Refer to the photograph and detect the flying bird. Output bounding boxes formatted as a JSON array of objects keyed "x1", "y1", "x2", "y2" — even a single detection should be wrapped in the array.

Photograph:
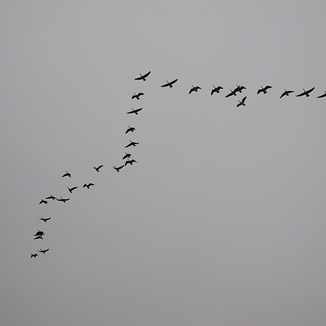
[
  {"x1": 67, "y1": 186, "x2": 78, "y2": 193},
  {"x1": 34, "y1": 235, "x2": 43, "y2": 240},
  {"x1": 257, "y1": 86, "x2": 272, "y2": 94},
  {"x1": 161, "y1": 79, "x2": 178, "y2": 88},
  {"x1": 211, "y1": 85, "x2": 223, "y2": 95},
  {"x1": 125, "y1": 140, "x2": 139, "y2": 148},
  {"x1": 38, "y1": 248, "x2": 49, "y2": 254},
  {"x1": 93, "y1": 165, "x2": 103, "y2": 172},
  {"x1": 83, "y1": 183, "x2": 95, "y2": 189},
  {"x1": 112, "y1": 165, "x2": 124, "y2": 172},
  {"x1": 296, "y1": 87, "x2": 315, "y2": 97},
  {"x1": 122, "y1": 152, "x2": 132, "y2": 160},
  {"x1": 189, "y1": 85, "x2": 201, "y2": 94},
  {"x1": 39, "y1": 199, "x2": 47, "y2": 205},
  {"x1": 30, "y1": 253, "x2": 38, "y2": 258},
  {"x1": 237, "y1": 96, "x2": 247, "y2": 107},
  {"x1": 235, "y1": 85, "x2": 246, "y2": 93},
  {"x1": 134, "y1": 71, "x2": 151, "y2": 81},
  {"x1": 127, "y1": 108, "x2": 143, "y2": 115},
  {"x1": 125, "y1": 159, "x2": 137, "y2": 166},
  {"x1": 317, "y1": 91, "x2": 326, "y2": 98},
  {"x1": 132, "y1": 92, "x2": 144, "y2": 100},
  {"x1": 39, "y1": 217, "x2": 51, "y2": 223},
  {"x1": 56, "y1": 197, "x2": 70, "y2": 203},
  {"x1": 280, "y1": 89, "x2": 294, "y2": 99},
  {"x1": 34, "y1": 230, "x2": 44, "y2": 237},
  {"x1": 62, "y1": 171, "x2": 71, "y2": 178},
  {"x1": 225, "y1": 89, "x2": 238, "y2": 98},
  {"x1": 45, "y1": 195, "x2": 57, "y2": 200},
  {"x1": 125, "y1": 126, "x2": 136, "y2": 134}
]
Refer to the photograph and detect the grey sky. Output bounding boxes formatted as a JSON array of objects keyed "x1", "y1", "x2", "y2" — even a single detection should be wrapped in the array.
[{"x1": 1, "y1": 1, "x2": 326, "y2": 325}]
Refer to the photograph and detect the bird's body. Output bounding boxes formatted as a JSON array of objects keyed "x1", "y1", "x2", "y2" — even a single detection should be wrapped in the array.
[
  {"x1": 39, "y1": 199, "x2": 47, "y2": 205},
  {"x1": 39, "y1": 217, "x2": 51, "y2": 222},
  {"x1": 280, "y1": 89, "x2": 294, "y2": 99},
  {"x1": 134, "y1": 71, "x2": 151, "y2": 81},
  {"x1": 31, "y1": 253, "x2": 38, "y2": 258},
  {"x1": 132, "y1": 92, "x2": 144, "y2": 100},
  {"x1": 83, "y1": 183, "x2": 95, "y2": 189},
  {"x1": 125, "y1": 126, "x2": 136, "y2": 134},
  {"x1": 237, "y1": 96, "x2": 247, "y2": 107},
  {"x1": 189, "y1": 85, "x2": 201, "y2": 94},
  {"x1": 67, "y1": 186, "x2": 78, "y2": 193},
  {"x1": 257, "y1": 86, "x2": 272, "y2": 94},
  {"x1": 211, "y1": 85, "x2": 223, "y2": 95},
  {"x1": 112, "y1": 165, "x2": 124, "y2": 172},
  {"x1": 296, "y1": 87, "x2": 315, "y2": 97},
  {"x1": 62, "y1": 171, "x2": 71, "y2": 178},
  {"x1": 127, "y1": 108, "x2": 143, "y2": 115},
  {"x1": 38, "y1": 248, "x2": 49, "y2": 254},
  {"x1": 93, "y1": 165, "x2": 103, "y2": 172},
  {"x1": 125, "y1": 159, "x2": 137, "y2": 166},
  {"x1": 161, "y1": 79, "x2": 178, "y2": 88},
  {"x1": 122, "y1": 152, "x2": 132, "y2": 160},
  {"x1": 125, "y1": 140, "x2": 139, "y2": 148}
]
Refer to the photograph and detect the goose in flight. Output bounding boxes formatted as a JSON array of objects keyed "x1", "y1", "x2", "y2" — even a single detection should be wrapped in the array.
[
  {"x1": 125, "y1": 140, "x2": 139, "y2": 148},
  {"x1": 296, "y1": 87, "x2": 315, "y2": 97},
  {"x1": 45, "y1": 195, "x2": 57, "y2": 201},
  {"x1": 127, "y1": 108, "x2": 143, "y2": 115},
  {"x1": 62, "y1": 171, "x2": 71, "y2": 178},
  {"x1": 235, "y1": 85, "x2": 246, "y2": 93},
  {"x1": 317, "y1": 91, "x2": 326, "y2": 98},
  {"x1": 125, "y1": 159, "x2": 137, "y2": 166},
  {"x1": 225, "y1": 89, "x2": 238, "y2": 98},
  {"x1": 211, "y1": 85, "x2": 223, "y2": 95},
  {"x1": 83, "y1": 183, "x2": 95, "y2": 189},
  {"x1": 34, "y1": 230, "x2": 44, "y2": 237},
  {"x1": 189, "y1": 85, "x2": 201, "y2": 94},
  {"x1": 38, "y1": 248, "x2": 49, "y2": 254},
  {"x1": 39, "y1": 217, "x2": 51, "y2": 223},
  {"x1": 93, "y1": 165, "x2": 103, "y2": 172},
  {"x1": 122, "y1": 152, "x2": 132, "y2": 160},
  {"x1": 280, "y1": 89, "x2": 294, "y2": 99},
  {"x1": 34, "y1": 235, "x2": 43, "y2": 240},
  {"x1": 125, "y1": 126, "x2": 136, "y2": 134},
  {"x1": 112, "y1": 165, "x2": 124, "y2": 172},
  {"x1": 39, "y1": 199, "x2": 48, "y2": 205},
  {"x1": 132, "y1": 92, "x2": 144, "y2": 100},
  {"x1": 257, "y1": 86, "x2": 272, "y2": 94},
  {"x1": 67, "y1": 186, "x2": 78, "y2": 193},
  {"x1": 161, "y1": 79, "x2": 178, "y2": 88},
  {"x1": 30, "y1": 253, "x2": 38, "y2": 258},
  {"x1": 56, "y1": 197, "x2": 70, "y2": 203},
  {"x1": 134, "y1": 71, "x2": 151, "y2": 81},
  {"x1": 237, "y1": 96, "x2": 247, "y2": 107}
]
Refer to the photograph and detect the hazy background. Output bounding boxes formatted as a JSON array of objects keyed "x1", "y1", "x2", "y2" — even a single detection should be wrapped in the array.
[{"x1": 1, "y1": 1, "x2": 326, "y2": 325}]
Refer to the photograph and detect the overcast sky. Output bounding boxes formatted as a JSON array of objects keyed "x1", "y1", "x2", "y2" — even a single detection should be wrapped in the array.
[{"x1": 1, "y1": 1, "x2": 326, "y2": 325}]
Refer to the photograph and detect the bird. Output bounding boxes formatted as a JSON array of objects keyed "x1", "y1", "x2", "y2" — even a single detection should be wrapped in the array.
[
  {"x1": 234, "y1": 85, "x2": 246, "y2": 93},
  {"x1": 34, "y1": 235, "x2": 43, "y2": 240},
  {"x1": 125, "y1": 159, "x2": 137, "y2": 166},
  {"x1": 38, "y1": 248, "x2": 49, "y2": 254},
  {"x1": 122, "y1": 152, "x2": 132, "y2": 160},
  {"x1": 125, "y1": 140, "x2": 139, "y2": 148},
  {"x1": 257, "y1": 86, "x2": 272, "y2": 94},
  {"x1": 39, "y1": 199, "x2": 48, "y2": 205},
  {"x1": 134, "y1": 71, "x2": 151, "y2": 81},
  {"x1": 62, "y1": 171, "x2": 71, "y2": 178},
  {"x1": 34, "y1": 230, "x2": 44, "y2": 237},
  {"x1": 317, "y1": 91, "x2": 326, "y2": 98},
  {"x1": 280, "y1": 89, "x2": 294, "y2": 99},
  {"x1": 189, "y1": 85, "x2": 201, "y2": 94},
  {"x1": 83, "y1": 183, "x2": 95, "y2": 189},
  {"x1": 296, "y1": 87, "x2": 315, "y2": 97},
  {"x1": 93, "y1": 165, "x2": 103, "y2": 172},
  {"x1": 67, "y1": 186, "x2": 78, "y2": 193},
  {"x1": 225, "y1": 89, "x2": 238, "y2": 98},
  {"x1": 237, "y1": 96, "x2": 247, "y2": 107},
  {"x1": 127, "y1": 108, "x2": 143, "y2": 115},
  {"x1": 132, "y1": 92, "x2": 144, "y2": 100},
  {"x1": 39, "y1": 217, "x2": 51, "y2": 223},
  {"x1": 30, "y1": 253, "x2": 38, "y2": 258},
  {"x1": 211, "y1": 85, "x2": 223, "y2": 95},
  {"x1": 112, "y1": 165, "x2": 124, "y2": 172},
  {"x1": 125, "y1": 126, "x2": 136, "y2": 134},
  {"x1": 161, "y1": 79, "x2": 178, "y2": 88},
  {"x1": 56, "y1": 197, "x2": 70, "y2": 203},
  {"x1": 45, "y1": 195, "x2": 57, "y2": 200}
]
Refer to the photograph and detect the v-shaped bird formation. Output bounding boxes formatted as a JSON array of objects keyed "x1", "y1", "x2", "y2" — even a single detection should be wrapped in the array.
[{"x1": 31, "y1": 70, "x2": 325, "y2": 258}]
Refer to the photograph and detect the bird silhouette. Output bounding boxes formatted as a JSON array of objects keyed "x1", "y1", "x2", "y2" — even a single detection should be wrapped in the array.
[
  {"x1": 122, "y1": 152, "x2": 132, "y2": 160},
  {"x1": 132, "y1": 92, "x2": 144, "y2": 100},
  {"x1": 127, "y1": 108, "x2": 143, "y2": 115},
  {"x1": 189, "y1": 85, "x2": 201, "y2": 94},
  {"x1": 225, "y1": 89, "x2": 238, "y2": 98},
  {"x1": 237, "y1": 96, "x2": 247, "y2": 107},
  {"x1": 125, "y1": 126, "x2": 136, "y2": 134},
  {"x1": 62, "y1": 171, "x2": 71, "y2": 178},
  {"x1": 280, "y1": 89, "x2": 294, "y2": 99},
  {"x1": 134, "y1": 71, "x2": 151, "y2": 81},
  {"x1": 125, "y1": 159, "x2": 137, "y2": 166},
  {"x1": 257, "y1": 86, "x2": 272, "y2": 94},
  {"x1": 211, "y1": 85, "x2": 223, "y2": 95},
  {"x1": 45, "y1": 195, "x2": 57, "y2": 200},
  {"x1": 296, "y1": 87, "x2": 315, "y2": 97},
  {"x1": 39, "y1": 217, "x2": 51, "y2": 222},
  {"x1": 125, "y1": 140, "x2": 139, "y2": 148},
  {"x1": 34, "y1": 235, "x2": 43, "y2": 240},
  {"x1": 161, "y1": 79, "x2": 178, "y2": 88},
  {"x1": 38, "y1": 248, "x2": 49, "y2": 254},
  {"x1": 67, "y1": 186, "x2": 78, "y2": 193},
  {"x1": 34, "y1": 230, "x2": 44, "y2": 237},
  {"x1": 56, "y1": 197, "x2": 70, "y2": 203},
  {"x1": 112, "y1": 165, "x2": 124, "y2": 172},
  {"x1": 30, "y1": 253, "x2": 38, "y2": 258},
  {"x1": 39, "y1": 199, "x2": 48, "y2": 205},
  {"x1": 93, "y1": 165, "x2": 103, "y2": 172},
  {"x1": 83, "y1": 183, "x2": 95, "y2": 189},
  {"x1": 317, "y1": 91, "x2": 326, "y2": 98}
]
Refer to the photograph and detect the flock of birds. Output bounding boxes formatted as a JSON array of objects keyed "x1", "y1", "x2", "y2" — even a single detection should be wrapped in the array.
[{"x1": 31, "y1": 70, "x2": 325, "y2": 258}]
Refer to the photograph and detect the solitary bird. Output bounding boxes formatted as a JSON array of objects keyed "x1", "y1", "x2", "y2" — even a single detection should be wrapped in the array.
[
  {"x1": 125, "y1": 126, "x2": 136, "y2": 134},
  {"x1": 83, "y1": 183, "x2": 95, "y2": 189},
  {"x1": 296, "y1": 87, "x2": 315, "y2": 97},
  {"x1": 237, "y1": 96, "x2": 247, "y2": 107},
  {"x1": 112, "y1": 165, "x2": 124, "y2": 172},
  {"x1": 62, "y1": 171, "x2": 71, "y2": 178},
  {"x1": 317, "y1": 91, "x2": 326, "y2": 98},
  {"x1": 39, "y1": 199, "x2": 48, "y2": 205},
  {"x1": 161, "y1": 79, "x2": 178, "y2": 88},
  {"x1": 280, "y1": 89, "x2": 294, "y2": 99},
  {"x1": 67, "y1": 186, "x2": 78, "y2": 193},
  {"x1": 189, "y1": 85, "x2": 201, "y2": 94},
  {"x1": 45, "y1": 195, "x2": 57, "y2": 200},
  {"x1": 122, "y1": 152, "x2": 132, "y2": 160},
  {"x1": 132, "y1": 92, "x2": 144, "y2": 100},
  {"x1": 30, "y1": 253, "x2": 38, "y2": 258},
  {"x1": 93, "y1": 165, "x2": 103, "y2": 172},
  {"x1": 211, "y1": 85, "x2": 223, "y2": 95},
  {"x1": 39, "y1": 217, "x2": 51, "y2": 223},
  {"x1": 38, "y1": 248, "x2": 49, "y2": 254},
  {"x1": 125, "y1": 159, "x2": 137, "y2": 166},
  {"x1": 127, "y1": 108, "x2": 143, "y2": 115},
  {"x1": 56, "y1": 197, "x2": 70, "y2": 203},
  {"x1": 125, "y1": 140, "x2": 139, "y2": 148},
  {"x1": 134, "y1": 71, "x2": 151, "y2": 81},
  {"x1": 257, "y1": 86, "x2": 272, "y2": 94}
]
